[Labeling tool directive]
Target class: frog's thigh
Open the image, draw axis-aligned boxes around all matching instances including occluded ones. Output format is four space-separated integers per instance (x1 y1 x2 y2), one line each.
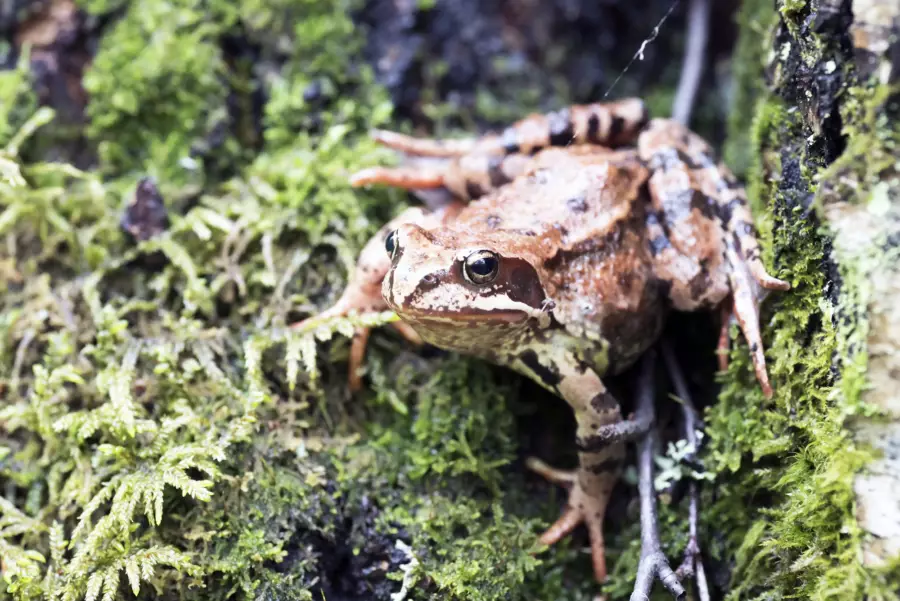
643 182 730 311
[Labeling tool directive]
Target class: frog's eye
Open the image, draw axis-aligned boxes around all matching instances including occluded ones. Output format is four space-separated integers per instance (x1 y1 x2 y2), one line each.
463 250 500 285
385 230 398 258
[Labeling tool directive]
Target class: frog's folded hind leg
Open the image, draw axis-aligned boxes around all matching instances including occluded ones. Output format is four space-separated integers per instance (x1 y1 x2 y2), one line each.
638 118 788 398
370 97 649 160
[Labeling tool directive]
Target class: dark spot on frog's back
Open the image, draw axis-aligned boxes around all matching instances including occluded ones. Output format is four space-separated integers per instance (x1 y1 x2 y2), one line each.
487 156 509 188
518 349 561 389
688 189 716 219
465 181 487 199
566 194 588 213
609 115 624 139
486 214 502 229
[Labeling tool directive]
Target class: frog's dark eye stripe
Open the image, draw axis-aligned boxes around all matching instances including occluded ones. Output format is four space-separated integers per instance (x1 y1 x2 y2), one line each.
462 250 500 285
385 230 398 258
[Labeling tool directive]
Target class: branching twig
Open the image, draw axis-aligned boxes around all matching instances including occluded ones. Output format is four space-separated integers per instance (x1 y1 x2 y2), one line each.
671 0 711 125
630 350 686 601
662 340 711 601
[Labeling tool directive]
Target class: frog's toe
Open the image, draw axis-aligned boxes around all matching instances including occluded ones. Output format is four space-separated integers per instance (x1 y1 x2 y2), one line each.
390 320 424 346
525 456 577 487
536 482 610 583
348 327 371 392
717 297 734 372
350 166 446 190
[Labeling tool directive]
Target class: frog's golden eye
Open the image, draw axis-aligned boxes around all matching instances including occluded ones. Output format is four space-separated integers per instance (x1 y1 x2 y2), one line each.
385 230 398 258
463 250 500 285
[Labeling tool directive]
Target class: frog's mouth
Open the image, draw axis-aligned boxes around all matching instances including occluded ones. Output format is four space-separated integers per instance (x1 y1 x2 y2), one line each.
399 308 528 325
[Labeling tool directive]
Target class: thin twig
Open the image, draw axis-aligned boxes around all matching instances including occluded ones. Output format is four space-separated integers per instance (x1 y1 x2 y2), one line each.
630 350 686 601
661 340 711 601
671 0 711 125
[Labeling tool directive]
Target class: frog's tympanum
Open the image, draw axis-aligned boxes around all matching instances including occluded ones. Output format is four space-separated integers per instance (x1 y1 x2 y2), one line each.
293 98 789 583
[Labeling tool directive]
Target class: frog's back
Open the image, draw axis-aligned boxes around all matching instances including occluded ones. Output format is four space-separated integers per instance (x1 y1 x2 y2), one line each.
457 148 666 374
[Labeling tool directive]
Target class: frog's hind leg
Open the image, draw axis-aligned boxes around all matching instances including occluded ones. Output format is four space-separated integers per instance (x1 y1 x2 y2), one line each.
369 97 649 160
638 118 789 398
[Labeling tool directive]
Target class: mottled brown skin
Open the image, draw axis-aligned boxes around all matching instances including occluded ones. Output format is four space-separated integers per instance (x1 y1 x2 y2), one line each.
300 100 789 586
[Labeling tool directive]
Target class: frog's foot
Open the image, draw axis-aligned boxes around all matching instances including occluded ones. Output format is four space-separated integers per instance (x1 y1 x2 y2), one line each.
526 458 610 583
291 284 422 391
351 153 535 201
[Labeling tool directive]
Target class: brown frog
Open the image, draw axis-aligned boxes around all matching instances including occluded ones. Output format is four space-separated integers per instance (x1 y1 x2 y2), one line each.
293 99 789 583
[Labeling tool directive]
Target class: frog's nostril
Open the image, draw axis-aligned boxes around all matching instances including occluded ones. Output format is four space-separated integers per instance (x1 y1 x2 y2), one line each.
423 274 436 284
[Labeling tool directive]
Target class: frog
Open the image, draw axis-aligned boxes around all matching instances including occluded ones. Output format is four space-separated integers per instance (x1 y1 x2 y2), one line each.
292 98 789 583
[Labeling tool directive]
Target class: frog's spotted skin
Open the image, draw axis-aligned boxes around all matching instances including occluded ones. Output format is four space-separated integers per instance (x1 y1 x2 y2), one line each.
301 100 788 585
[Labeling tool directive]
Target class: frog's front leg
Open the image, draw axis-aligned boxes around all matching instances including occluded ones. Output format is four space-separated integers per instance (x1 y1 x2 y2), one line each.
520 349 626 583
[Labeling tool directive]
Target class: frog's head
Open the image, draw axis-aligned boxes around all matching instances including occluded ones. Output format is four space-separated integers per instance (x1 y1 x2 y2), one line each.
381 223 553 353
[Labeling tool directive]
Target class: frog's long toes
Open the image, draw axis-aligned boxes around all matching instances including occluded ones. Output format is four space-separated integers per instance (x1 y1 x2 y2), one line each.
350 166 446 190
525 457 576 487
754 269 791 291
370 128 474 157
537 490 609 583
390 320 423 346
716 298 733 372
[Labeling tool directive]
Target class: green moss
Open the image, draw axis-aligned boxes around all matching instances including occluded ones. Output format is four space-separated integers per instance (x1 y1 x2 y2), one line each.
0 51 37 150
81 1 232 186
704 2 900 599
7 0 894 599
723 0 779 177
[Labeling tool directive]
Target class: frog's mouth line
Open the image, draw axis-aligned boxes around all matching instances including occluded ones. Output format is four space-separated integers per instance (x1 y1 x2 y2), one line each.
397 308 528 325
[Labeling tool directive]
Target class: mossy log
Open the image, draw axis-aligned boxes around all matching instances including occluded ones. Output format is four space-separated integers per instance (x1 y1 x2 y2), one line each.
0 1 899 600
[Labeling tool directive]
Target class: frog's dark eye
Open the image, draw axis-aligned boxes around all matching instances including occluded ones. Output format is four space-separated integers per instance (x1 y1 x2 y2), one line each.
385 230 398 258
463 250 500 285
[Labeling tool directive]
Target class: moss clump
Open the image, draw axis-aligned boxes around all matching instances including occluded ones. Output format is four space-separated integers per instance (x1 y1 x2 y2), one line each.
703 0 900 599
81 1 232 186
2 1 693 600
